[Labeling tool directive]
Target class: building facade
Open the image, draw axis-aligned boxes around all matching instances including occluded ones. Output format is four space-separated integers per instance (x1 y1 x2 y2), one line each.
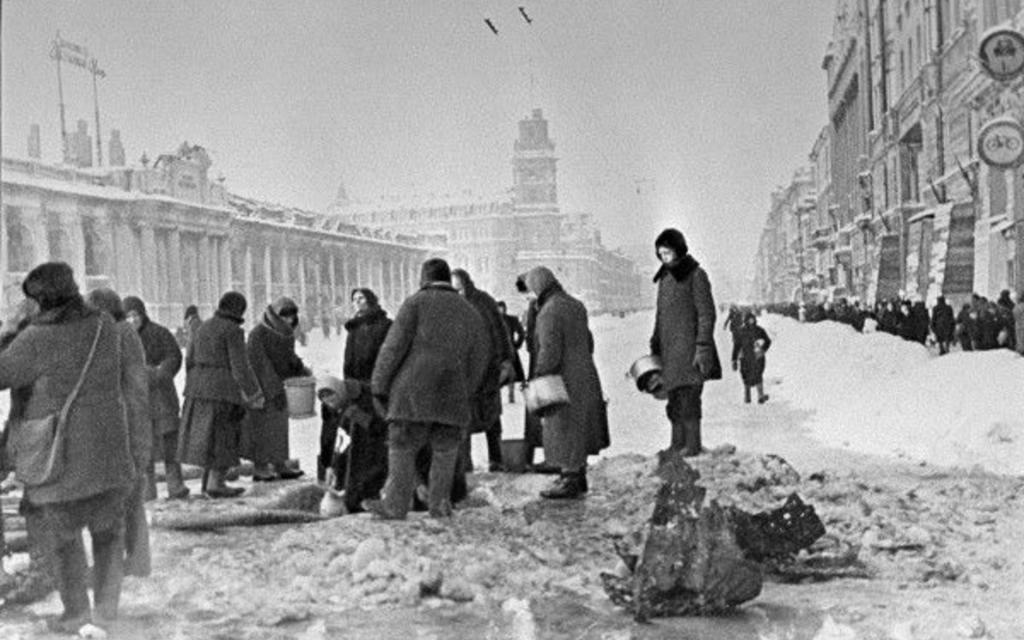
330 109 646 314
754 0 1024 308
2 142 440 330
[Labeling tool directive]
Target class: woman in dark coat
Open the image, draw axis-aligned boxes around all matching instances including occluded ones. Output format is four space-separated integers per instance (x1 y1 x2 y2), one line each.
317 288 391 483
524 266 609 499
245 297 310 481
730 312 772 404
0 263 149 632
180 291 264 497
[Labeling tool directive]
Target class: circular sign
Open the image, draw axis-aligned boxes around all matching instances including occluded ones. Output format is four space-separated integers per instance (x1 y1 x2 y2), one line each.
977 116 1024 168
979 27 1024 81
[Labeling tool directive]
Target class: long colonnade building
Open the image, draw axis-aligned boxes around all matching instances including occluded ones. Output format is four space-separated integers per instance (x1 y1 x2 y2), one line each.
1 143 441 329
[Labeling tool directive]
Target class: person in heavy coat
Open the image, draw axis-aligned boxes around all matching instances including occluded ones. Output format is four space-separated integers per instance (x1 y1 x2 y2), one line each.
650 228 722 456
497 300 526 402
367 258 489 519
514 278 550 472
317 288 391 483
524 266 610 499
931 296 956 355
86 289 154 580
0 263 150 632
316 376 388 514
245 297 310 481
730 312 772 404
180 291 264 498
452 268 515 472
121 296 189 501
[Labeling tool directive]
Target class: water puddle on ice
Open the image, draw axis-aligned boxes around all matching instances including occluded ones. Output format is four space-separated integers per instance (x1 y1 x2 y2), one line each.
312 594 826 639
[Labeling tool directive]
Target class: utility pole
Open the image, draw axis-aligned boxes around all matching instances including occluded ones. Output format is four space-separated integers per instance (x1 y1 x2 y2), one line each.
50 32 68 162
89 57 106 166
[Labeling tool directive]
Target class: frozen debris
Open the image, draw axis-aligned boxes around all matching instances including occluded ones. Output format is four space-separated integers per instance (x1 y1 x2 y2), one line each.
502 598 538 639
955 614 987 638
77 624 108 639
889 621 916 640
350 538 387 573
440 576 476 602
812 615 858 640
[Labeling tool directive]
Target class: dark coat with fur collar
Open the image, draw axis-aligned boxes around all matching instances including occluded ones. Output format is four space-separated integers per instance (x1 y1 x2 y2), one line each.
343 307 392 383
0 300 150 504
651 255 722 388
136 317 183 419
247 306 309 407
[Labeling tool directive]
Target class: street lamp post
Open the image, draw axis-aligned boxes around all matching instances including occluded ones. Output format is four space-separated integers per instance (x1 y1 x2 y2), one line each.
89 57 106 166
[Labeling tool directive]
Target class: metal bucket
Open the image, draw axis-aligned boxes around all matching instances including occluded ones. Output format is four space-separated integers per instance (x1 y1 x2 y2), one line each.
628 354 663 392
283 377 317 419
499 439 528 473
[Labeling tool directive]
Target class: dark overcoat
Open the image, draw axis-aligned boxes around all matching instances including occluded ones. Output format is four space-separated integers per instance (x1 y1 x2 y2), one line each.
731 323 772 386
651 255 722 390
183 311 262 405
371 283 489 429
343 308 392 382
136 318 182 422
528 269 610 456
461 280 514 433
931 301 955 342
0 302 150 505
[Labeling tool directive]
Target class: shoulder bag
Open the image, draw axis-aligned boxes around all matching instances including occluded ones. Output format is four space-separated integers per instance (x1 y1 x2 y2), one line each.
6 319 104 487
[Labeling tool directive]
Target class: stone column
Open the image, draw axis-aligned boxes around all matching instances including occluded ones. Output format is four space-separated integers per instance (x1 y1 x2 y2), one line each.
355 252 364 289
67 209 87 285
389 256 398 306
281 245 290 298
329 250 338 310
314 248 324 320
24 206 48 268
263 243 273 304
140 223 157 301
168 230 183 315
244 242 254 319
0 203 7 301
298 252 307 316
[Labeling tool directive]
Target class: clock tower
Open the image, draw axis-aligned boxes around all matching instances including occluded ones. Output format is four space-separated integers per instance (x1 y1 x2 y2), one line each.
512 109 562 252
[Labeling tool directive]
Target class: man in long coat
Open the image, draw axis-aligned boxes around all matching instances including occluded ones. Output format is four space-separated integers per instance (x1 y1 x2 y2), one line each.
650 228 722 456
123 296 189 499
245 297 310 481
368 258 489 519
930 296 955 355
524 266 609 499
180 291 264 497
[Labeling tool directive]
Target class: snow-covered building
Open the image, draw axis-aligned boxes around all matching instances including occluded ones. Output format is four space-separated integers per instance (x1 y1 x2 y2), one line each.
328 109 646 314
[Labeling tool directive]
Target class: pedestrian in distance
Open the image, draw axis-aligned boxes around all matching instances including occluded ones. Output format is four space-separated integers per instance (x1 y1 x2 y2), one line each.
931 296 956 355
650 228 722 456
496 300 526 404
731 312 772 404
245 297 310 482
523 266 609 499
366 258 489 519
179 291 265 498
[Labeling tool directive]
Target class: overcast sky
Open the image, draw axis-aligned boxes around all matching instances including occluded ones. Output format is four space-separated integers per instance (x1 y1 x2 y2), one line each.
1 1 834 283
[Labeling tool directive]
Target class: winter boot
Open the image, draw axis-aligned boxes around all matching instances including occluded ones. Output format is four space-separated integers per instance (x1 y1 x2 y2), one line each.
757 383 769 404
540 472 586 500
204 468 245 498
681 419 703 457
743 386 752 404
165 462 189 500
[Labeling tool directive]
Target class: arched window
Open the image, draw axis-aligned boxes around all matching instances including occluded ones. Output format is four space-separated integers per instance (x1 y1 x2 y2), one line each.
5 206 34 273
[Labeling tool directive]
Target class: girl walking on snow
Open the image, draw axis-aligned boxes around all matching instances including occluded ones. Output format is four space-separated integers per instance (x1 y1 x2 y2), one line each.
731 312 772 404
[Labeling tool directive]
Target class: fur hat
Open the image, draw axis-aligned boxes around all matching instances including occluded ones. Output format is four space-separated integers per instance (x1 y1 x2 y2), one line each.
184 305 199 319
525 266 559 297
22 262 80 311
123 296 147 318
87 288 125 321
420 258 451 285
654 228 689 258
217 291 247 318
271 296 298 317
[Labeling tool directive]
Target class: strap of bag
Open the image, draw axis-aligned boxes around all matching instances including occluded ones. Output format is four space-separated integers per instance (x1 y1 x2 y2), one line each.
57 319 104 424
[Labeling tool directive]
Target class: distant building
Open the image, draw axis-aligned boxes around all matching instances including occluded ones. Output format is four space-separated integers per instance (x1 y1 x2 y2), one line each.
1 138 440 327
329 109 645 314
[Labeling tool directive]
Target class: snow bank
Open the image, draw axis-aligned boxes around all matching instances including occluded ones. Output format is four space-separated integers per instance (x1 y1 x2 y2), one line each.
760 314 1024 475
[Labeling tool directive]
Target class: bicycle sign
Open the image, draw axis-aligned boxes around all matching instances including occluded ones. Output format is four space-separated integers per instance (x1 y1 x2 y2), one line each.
979 27 1024 82
977 116 1024 168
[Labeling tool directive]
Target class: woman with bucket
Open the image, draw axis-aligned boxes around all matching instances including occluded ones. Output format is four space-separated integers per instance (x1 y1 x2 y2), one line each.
245 297 311 481
522 266 609 499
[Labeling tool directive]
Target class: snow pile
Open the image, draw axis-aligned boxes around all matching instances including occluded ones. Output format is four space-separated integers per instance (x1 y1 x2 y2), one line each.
760 314 1024 475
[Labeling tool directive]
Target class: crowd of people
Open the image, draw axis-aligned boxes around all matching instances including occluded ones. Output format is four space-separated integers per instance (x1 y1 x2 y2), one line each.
750 289 1024 356
0 226 731 634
